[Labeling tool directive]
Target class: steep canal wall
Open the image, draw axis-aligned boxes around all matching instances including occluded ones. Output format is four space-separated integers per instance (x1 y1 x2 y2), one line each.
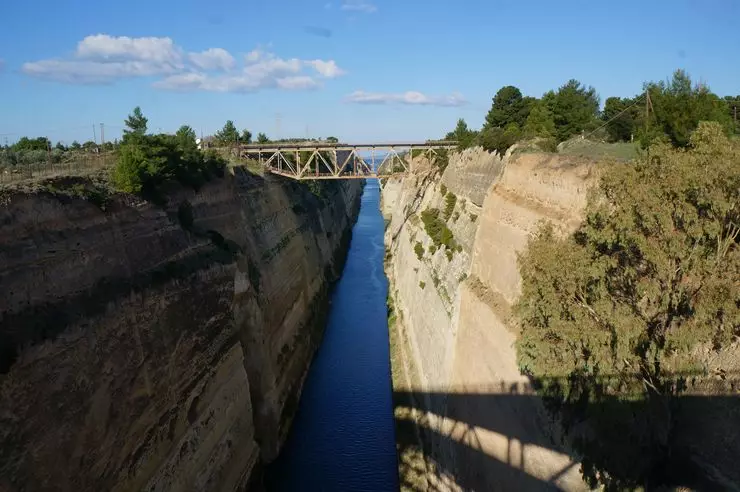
0 171 362 491
382 147 596 490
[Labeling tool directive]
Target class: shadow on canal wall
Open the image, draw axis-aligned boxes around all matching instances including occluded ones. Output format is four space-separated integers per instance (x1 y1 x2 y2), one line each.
393 378 740 491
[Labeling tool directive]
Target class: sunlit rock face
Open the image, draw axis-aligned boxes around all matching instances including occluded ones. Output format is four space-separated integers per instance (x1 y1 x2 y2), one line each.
0 172 362 491
383 148 595 491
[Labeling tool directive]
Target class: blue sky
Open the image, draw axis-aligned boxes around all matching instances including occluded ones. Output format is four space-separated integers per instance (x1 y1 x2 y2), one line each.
1 0 738 145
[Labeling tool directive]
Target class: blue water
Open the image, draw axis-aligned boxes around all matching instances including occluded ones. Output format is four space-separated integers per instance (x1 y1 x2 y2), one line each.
265 180 399 491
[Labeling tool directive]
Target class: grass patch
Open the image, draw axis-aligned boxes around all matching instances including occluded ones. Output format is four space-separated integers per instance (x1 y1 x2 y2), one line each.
558 139 639 161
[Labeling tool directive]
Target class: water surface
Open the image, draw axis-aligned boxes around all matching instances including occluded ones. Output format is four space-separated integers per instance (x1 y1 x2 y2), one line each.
266 180 399 491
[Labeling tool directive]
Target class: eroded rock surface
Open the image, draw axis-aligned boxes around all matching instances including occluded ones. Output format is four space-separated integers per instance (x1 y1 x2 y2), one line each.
0 171 362 491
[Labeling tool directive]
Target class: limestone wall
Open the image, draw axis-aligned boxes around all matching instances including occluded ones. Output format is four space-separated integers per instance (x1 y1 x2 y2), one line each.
0 172 362 491
383 150 597 490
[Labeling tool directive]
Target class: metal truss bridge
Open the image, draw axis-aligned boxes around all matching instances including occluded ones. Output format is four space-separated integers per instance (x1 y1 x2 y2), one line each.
236 141 457 180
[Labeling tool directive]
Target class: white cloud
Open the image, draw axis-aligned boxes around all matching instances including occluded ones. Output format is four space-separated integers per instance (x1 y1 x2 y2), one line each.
340 0 377 13
76 34 182 64
22 35 345 93
307 59 345 78
21 59 179 84
277 76 320 90
345 90 467 107
188 48 235 71
244 56 302 79
154 72 321 93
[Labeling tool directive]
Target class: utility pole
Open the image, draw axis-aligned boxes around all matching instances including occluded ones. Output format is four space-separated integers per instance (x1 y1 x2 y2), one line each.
100 123 105 146
92 124 97 145
644 89 652 136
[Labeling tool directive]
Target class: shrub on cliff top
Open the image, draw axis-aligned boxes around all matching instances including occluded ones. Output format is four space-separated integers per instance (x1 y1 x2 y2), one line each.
515 122 740 488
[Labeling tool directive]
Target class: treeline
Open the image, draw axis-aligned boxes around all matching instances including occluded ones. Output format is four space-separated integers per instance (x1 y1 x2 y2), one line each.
209 119 338 146
0 136 113 170
448 69 739 154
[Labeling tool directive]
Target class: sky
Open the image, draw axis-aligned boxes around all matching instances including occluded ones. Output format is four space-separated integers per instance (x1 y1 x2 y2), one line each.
0 0 738 145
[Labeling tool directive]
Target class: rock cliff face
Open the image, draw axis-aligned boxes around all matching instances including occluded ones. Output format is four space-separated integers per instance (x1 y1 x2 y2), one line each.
383 148 596 490
0 170 362 491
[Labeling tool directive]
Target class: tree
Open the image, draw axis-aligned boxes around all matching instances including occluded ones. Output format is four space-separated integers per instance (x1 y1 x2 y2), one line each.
55 142 67 152
326 136 339 143
546 79 600 141
215 120 239 144
112 144 148 193
82 141 97 151
484 86 534 129
515 122 739 488
601 96 640 142
523 101 556 138
479 123 520 155
445 119 477 149
257 133 270 144
240 129 252 144
70 141 82 151
12 137 50 152
644 70 732 147
124 106 148 136
724 95 739 133
176 125 197 150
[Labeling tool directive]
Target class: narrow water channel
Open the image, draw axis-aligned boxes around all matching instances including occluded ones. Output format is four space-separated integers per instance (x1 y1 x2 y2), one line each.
266 180 399 491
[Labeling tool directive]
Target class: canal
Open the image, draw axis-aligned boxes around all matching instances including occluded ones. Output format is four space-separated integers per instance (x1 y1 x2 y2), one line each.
266 180 399 491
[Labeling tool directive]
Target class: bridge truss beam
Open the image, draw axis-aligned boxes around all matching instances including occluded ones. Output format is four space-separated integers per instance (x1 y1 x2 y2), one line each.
237 142 457 180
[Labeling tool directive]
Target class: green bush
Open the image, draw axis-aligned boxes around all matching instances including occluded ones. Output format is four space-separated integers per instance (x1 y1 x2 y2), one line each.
538 137 558 153
443 192 457 221
112 134 226 195
429 244 437 255
445 250 453 261
414 241 424 260
440 183 447 196
419 281 426 290
421 208 457 250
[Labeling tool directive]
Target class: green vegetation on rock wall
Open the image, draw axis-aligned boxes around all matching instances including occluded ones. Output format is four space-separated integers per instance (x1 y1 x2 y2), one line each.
515 122 739 489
